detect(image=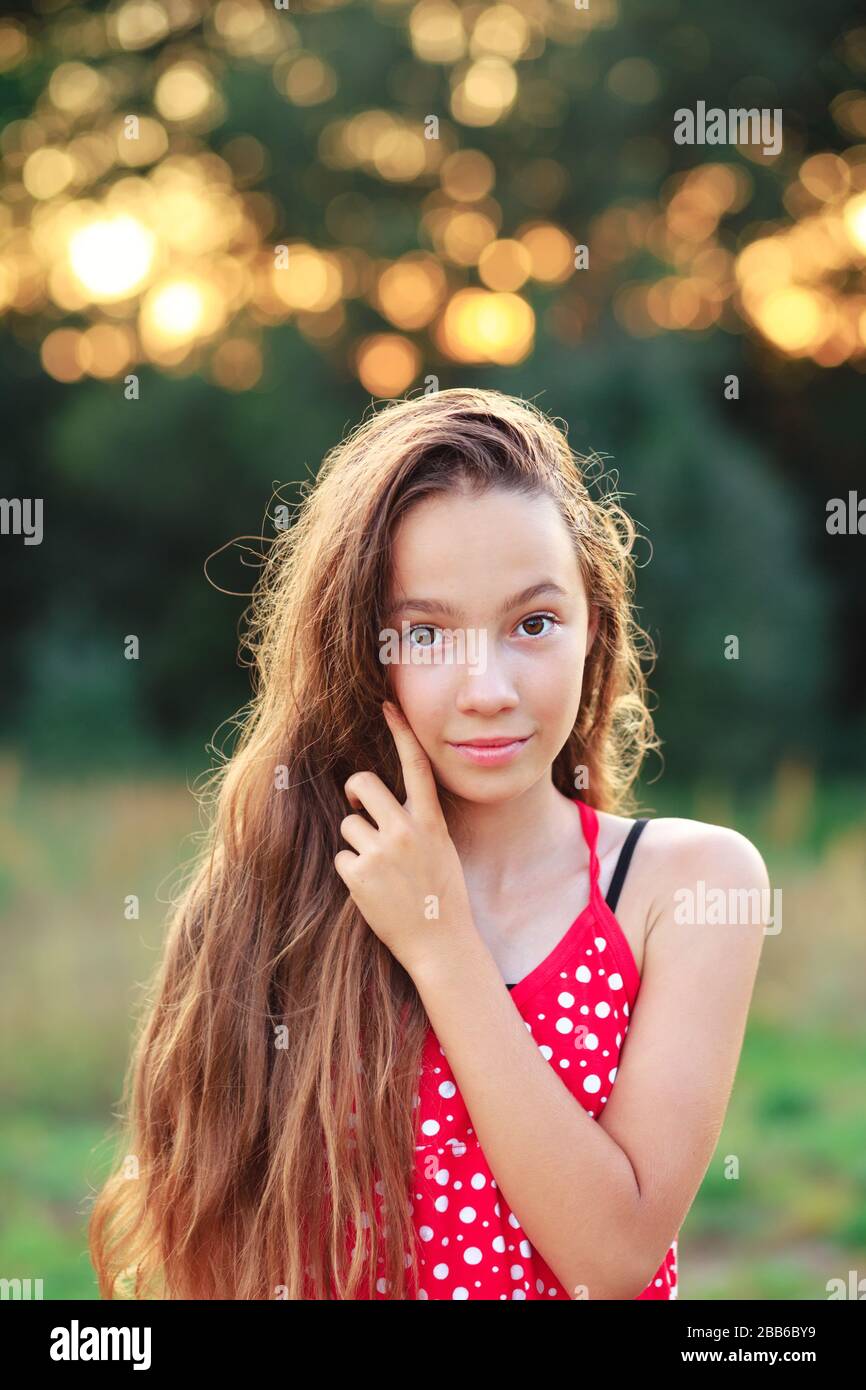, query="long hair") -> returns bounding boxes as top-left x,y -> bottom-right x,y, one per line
87,387 -> 659,1299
